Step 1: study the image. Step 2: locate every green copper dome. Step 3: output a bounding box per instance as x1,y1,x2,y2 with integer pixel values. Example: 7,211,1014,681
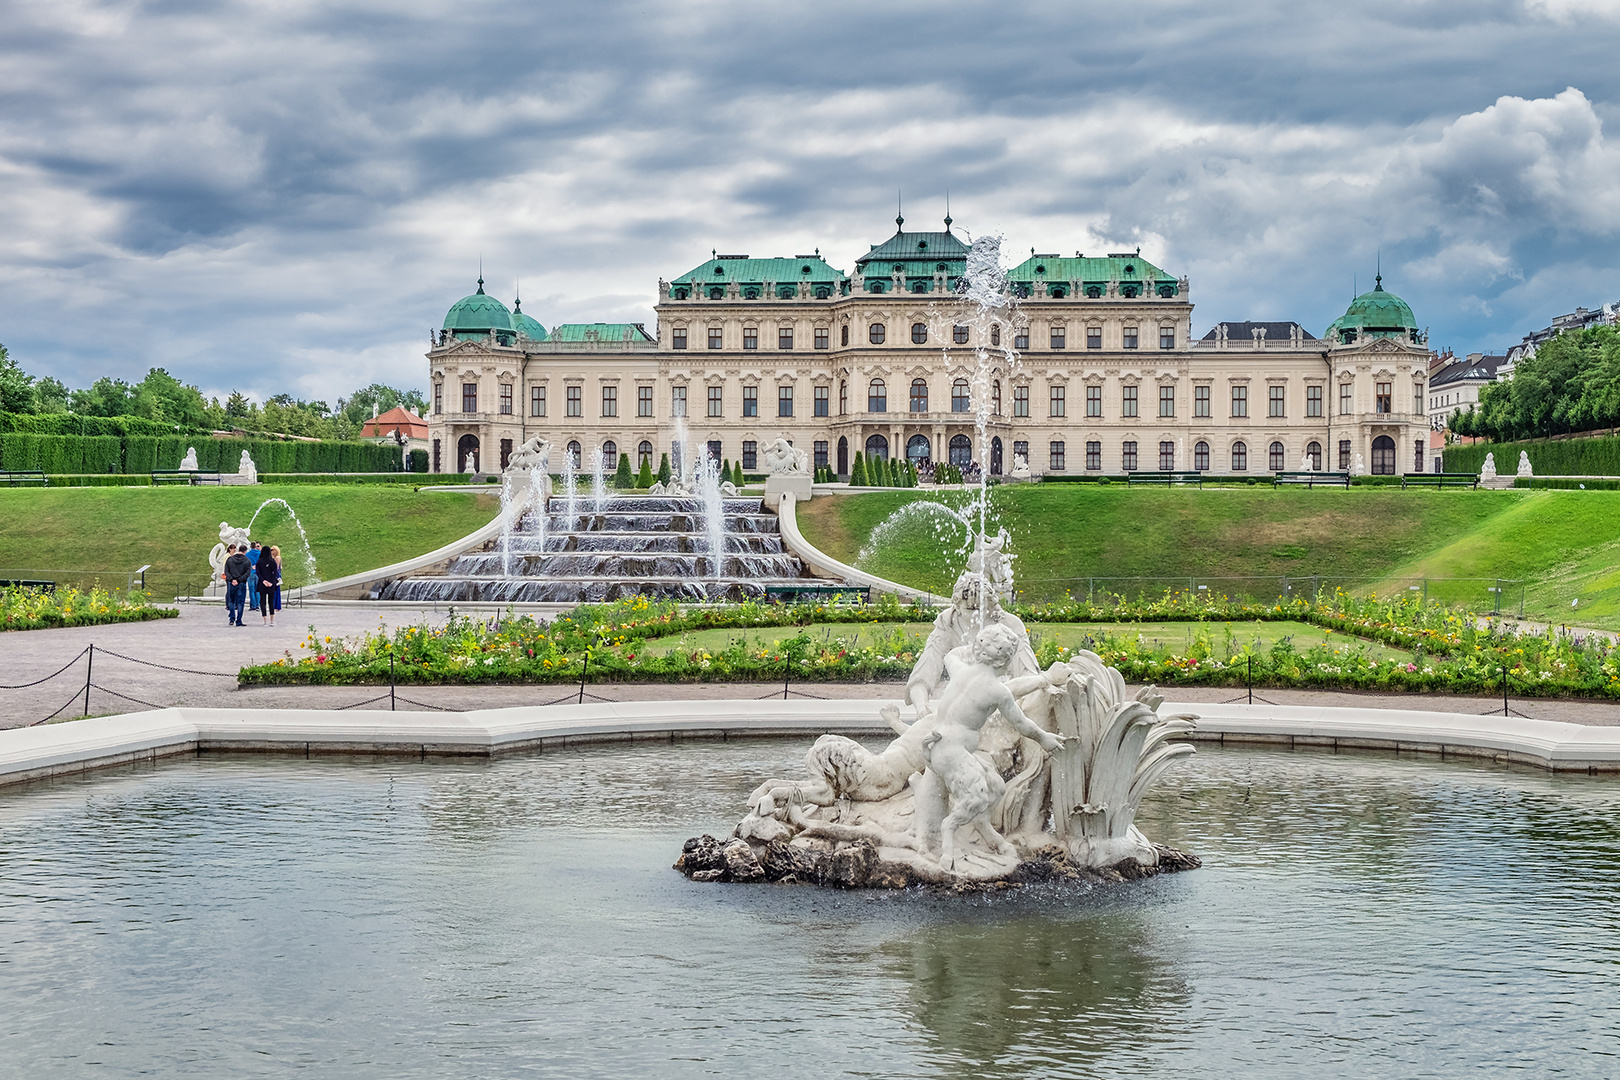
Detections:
511,296,548,341
1327,275,1419,344
443,278,515,343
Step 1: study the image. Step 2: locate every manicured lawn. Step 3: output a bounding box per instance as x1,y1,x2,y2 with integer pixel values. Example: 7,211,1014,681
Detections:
0,485,499,596
796,485,1519,599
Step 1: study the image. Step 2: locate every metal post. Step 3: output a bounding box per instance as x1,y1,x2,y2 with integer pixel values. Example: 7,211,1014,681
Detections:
390,654,396,712
578,649,590,704
1502,664,1509,717
1247,654,1253,705
783,660,790,701
83,644,93,717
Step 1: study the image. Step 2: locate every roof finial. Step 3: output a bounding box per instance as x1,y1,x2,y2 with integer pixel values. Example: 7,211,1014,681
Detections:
1375,250,1383,291
896,189,904,231
513,278,521,313
944,189,952,232
477,257,484,294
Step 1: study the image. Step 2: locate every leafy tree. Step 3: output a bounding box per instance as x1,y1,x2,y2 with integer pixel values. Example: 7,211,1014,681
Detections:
0,344,37,413
33,377,70,413
226,390,253,418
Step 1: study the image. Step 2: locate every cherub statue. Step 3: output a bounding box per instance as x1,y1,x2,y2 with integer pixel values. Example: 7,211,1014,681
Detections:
762,437,810,475
209,521,250,581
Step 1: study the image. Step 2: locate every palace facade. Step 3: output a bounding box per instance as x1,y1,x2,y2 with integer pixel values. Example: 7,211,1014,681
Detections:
426,215,1435,478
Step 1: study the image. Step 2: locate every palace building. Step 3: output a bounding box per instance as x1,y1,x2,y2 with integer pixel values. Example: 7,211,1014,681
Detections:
425,214,1434,478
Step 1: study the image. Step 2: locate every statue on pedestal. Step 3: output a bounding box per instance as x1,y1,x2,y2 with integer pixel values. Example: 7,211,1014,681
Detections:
179,447,199,471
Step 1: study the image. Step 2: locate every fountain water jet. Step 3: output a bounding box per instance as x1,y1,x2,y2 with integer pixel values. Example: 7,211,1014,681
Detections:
246,498,319,585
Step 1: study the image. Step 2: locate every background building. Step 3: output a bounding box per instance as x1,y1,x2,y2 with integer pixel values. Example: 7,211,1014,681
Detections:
426,219,1433,477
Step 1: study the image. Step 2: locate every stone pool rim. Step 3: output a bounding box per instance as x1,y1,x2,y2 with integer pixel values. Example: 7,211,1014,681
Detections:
4,699,1620,791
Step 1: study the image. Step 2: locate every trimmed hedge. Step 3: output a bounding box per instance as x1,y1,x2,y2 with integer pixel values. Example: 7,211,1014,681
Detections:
0,434,123,473
1514,477,1620,491
0,432,402,474
1445,435,1620,477
259,473,471,485
44,475,152,487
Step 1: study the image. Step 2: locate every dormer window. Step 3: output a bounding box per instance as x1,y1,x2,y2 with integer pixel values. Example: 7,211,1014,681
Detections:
673,287,689,300
743,286,760,299
1121,284,1140,298
918,241,928,250
714,267,725,275
709,287,723,300
1035,265,1046,274
1158,284,1175,298
1124,264,1135,274
1086,286,1102,299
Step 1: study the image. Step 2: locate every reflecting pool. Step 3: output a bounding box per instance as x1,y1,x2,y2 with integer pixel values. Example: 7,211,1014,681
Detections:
1,742,1617,1078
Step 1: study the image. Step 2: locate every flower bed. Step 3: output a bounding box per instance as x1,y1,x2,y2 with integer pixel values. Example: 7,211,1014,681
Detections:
237,591,1620,698
1,584,179,631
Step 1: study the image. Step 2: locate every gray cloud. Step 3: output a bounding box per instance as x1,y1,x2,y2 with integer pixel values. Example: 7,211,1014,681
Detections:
1,0,1618,403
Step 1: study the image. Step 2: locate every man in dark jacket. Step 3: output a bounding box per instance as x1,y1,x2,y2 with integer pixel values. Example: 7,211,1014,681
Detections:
224,545,253,627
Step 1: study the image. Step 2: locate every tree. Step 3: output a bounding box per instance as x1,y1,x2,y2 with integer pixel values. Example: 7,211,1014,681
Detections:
226,390,252,418
614,452,632,487
850,451,867,486
33,377,70,414
732,461,745,486
657,453,672,485
636,457,654,488
0,345,37,413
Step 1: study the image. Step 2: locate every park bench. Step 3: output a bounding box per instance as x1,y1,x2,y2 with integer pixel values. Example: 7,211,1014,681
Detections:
1273,471,1350,488
763,584,871,605
1125,471,1204,487
0,470,48,487
0,579,56,592
151,470,223,486
1401,472,1479,490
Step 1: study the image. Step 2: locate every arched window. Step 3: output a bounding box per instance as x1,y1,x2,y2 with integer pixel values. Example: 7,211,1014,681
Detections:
1306,441,1322,470
869,323,886,344
993,380,1002,415
909,379,928,412
911,322,928,344
456,433,480,473
869,281,885,294
991,325,1001,347
868,379,887,413
951,379,970,413
1231,441,1248,472
836,436,848,475
949,434,973,466
1194,441,1210,471
864,434,889,460
953,325,969,345
638,440,653,468
567,440,582,469
1269,441,1286,472
912,281,928,294
601,441,617,468
1086,286,1103,299
841,325,850,346
708,287,723,300
1372,435,1396,475
906,434,931,463
991,437,1004,475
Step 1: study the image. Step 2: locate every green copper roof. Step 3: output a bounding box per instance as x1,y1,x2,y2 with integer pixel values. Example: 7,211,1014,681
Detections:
548,322,655,343
854,226,971,273
442,278,514,333
1005,252,1173,284
511,297,548,341
673,255,844,285
1326,275,1418,341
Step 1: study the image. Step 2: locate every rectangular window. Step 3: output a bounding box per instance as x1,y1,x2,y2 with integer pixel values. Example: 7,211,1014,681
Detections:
1160,327,1175,350
839,382,847,415
638,385,653,417
707,386,723,418
743,386,758,417
1338,439,1351,470
672,327,687,350
778,327,793,350
1306,385,1323,418
672,386,687,417
1232,442,1248,471
1050,326,1066,350
1159,441,1175,470
743,327,758,350
1049,385,1066,417
1086,440,1101,471
462,382,478,414
499,383,512,415
813,440,828,468
1049,440,1066,471
565,386,582,417
815,327,829,350
1013,385,1030,417
1014,329,1029,350
1269,385,1285,418
1087,326,1102,349
1414,383,1424,413
1414,439,1425,472
1194,385,1210,417
1340,383,1353,416
432,437,440,473
1159,385,1175,417
434,383,442,415
1013,440,1029,467
742,441,757,470
1122,385,1138,418
1087,386,1102,417
1123,327,1139,350
814,386,829,417
708,326,723,349
500,438,512,470
1194,442,1210,471
707,440,722,464
601,386,617,418
1376,382,1392,414
1121,441,1137,472
778,386,793,417
530,386,545,417
1231,385,1248,418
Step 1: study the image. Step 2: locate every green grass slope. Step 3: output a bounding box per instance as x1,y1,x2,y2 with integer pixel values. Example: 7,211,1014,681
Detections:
0,485,499,596
797,486,1520,599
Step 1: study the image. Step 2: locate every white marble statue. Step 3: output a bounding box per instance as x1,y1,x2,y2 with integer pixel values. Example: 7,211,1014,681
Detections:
506,435,551,473
1517,450,1534,478
209,521,251,583
178,447,199,471
1299,450,1312,471
463,452,476,474
966,531,1016,603
705,556,1198,886
1480,452,1497,482
719,480,739,496
236,449,257,483
1352,453,1367,477
649,478,694,497
1008,453,1032,480
762,437,810,476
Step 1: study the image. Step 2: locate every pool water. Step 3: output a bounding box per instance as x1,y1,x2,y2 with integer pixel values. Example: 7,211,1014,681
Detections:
1,742,1617,1078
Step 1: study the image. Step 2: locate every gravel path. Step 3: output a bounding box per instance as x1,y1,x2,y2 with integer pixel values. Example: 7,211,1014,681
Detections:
4,605,1617,728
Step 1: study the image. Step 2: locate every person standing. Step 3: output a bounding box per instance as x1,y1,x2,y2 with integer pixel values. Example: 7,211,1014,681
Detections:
224,545,253,627
256,543,281,626
268,545,284,617
246,541,262,613
221,544,237,623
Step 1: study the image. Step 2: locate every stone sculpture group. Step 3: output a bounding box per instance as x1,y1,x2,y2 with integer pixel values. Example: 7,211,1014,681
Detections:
677,554,1201,889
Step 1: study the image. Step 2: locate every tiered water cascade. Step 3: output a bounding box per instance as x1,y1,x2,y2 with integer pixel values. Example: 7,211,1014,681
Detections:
376,492,815,603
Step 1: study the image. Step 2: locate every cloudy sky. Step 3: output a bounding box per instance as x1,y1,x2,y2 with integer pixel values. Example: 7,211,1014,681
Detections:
3,0,1619,406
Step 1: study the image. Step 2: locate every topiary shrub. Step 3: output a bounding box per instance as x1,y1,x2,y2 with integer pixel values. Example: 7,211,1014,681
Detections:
614,453,632,487
657,453,672,485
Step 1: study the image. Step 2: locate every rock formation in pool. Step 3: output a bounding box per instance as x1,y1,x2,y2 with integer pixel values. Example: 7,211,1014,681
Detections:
677,563,1201,889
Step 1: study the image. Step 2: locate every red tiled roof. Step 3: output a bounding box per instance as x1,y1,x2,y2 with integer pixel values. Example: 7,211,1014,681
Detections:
360,406,429,439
